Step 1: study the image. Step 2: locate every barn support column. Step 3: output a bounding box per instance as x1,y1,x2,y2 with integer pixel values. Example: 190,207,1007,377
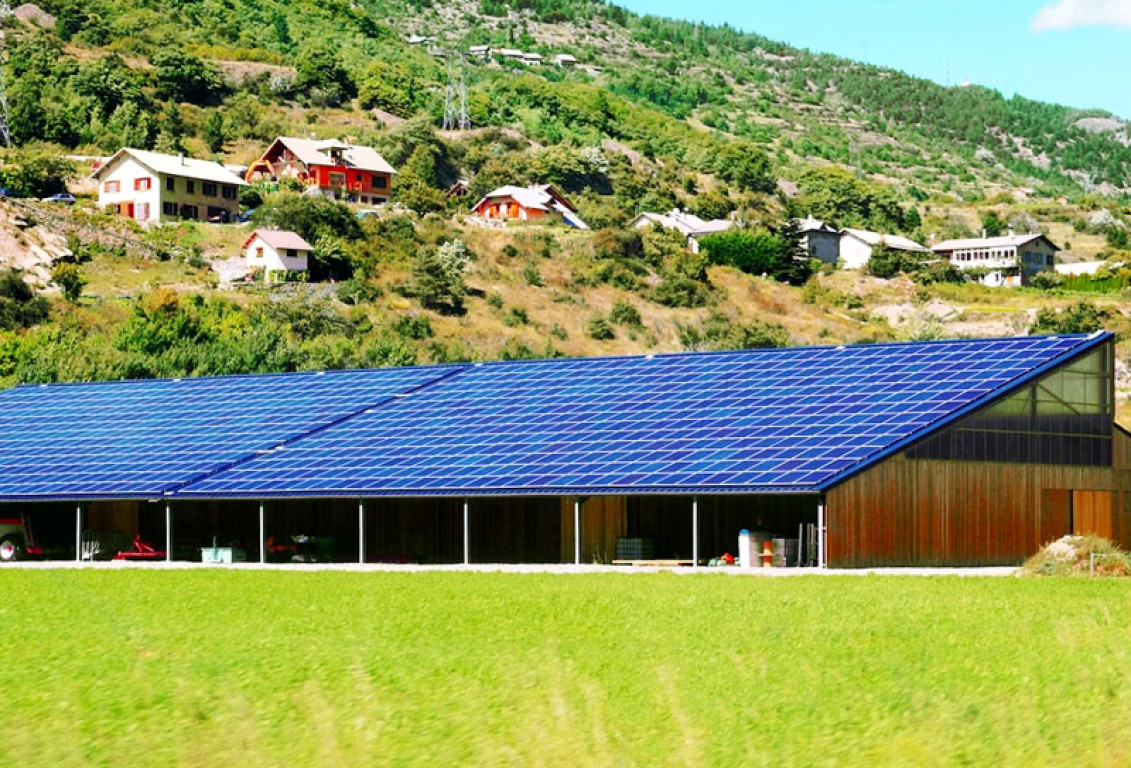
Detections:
165,501,172,563
358,499,366,565
463,499,470,565
692,496,699,569
258,501,265,565
817,497,826,570
75,502,82,563
574,498,581,566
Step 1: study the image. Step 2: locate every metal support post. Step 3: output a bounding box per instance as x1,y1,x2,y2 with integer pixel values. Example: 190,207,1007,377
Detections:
692,496,699,569
75,503,82,563
817,499,826,570
259,501,266,565
574,498,581,565
463,499,470,565
165,502,172,563
358,499,366,565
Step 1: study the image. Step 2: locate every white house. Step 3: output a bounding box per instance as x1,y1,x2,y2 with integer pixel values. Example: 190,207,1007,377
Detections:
521,52,543,66
554,54,579,68
92,148,247,225
629,209,733,253
468,45,491,59
499,48,525,61
797,216,840,265
932,232,1059,287
839,228,929,270
244,229,313,280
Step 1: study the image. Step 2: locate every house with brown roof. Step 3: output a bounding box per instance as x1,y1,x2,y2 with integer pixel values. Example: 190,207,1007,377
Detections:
246,137,397,205
244,229,313,280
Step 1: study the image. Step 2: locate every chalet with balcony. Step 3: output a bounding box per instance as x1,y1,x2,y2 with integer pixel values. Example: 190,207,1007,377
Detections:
932,232,1059,287
246,137,397,205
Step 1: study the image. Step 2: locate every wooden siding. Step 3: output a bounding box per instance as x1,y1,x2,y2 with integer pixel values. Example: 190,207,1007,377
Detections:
826,430,1131,567
560,496,627,563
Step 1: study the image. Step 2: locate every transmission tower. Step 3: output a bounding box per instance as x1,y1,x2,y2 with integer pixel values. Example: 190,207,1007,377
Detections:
0,0,12,146
442,51,470,131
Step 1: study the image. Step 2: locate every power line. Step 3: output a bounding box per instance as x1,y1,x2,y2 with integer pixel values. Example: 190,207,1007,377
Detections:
442,50,470,131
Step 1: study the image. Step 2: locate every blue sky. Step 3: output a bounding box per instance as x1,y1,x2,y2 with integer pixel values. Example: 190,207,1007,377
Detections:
617,0,1131,119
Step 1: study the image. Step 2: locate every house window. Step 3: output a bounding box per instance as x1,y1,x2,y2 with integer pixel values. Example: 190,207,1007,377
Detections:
162,202,178,216
166,177,176,192
136,202,150,221
355,174,363,183
287,249,297,258
103,180,120,193
134,177,152,191
202,182,217,197
181,204,198,219
186,180,195,194
373,175,387,190
255,247,264,258
221,185,236,200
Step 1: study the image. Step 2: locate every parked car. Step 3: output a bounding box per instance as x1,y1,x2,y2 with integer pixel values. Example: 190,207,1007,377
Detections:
236,208,256,223
41,193,76,205
357,209,382,219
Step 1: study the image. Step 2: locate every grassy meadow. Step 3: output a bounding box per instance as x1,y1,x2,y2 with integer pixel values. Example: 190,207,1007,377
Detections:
2,571,1131,767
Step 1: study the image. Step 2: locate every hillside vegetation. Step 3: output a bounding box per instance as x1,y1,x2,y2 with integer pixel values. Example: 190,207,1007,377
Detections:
2,0,1131,406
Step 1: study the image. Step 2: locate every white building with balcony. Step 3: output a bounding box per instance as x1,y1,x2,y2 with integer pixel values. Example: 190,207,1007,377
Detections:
932,233,1059,287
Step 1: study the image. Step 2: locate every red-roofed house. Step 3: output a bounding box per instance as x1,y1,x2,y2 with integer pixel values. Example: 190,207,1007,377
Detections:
246,137,397,205
244,229,313,279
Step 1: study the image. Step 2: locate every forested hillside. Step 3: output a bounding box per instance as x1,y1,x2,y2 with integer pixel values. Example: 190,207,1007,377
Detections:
2,0,1131,395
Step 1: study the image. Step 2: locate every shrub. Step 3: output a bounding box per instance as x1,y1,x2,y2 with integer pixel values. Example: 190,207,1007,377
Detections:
503,307,530,327
698,228,810,285
609,299,642,327
393,314,434,339
678,311,789,351
650,274,711,308
522,261,543,287
51,262,85,302
1028,271,1064,291
587,313,615,340
0,269,49,330
1029,302,1109,335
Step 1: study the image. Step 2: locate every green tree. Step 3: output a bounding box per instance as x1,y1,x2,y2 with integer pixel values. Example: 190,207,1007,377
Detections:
51,263,86,303
251,194,362,244
152,50,225,105
981,211,1006,237
202,112,228,154
295,47,356,107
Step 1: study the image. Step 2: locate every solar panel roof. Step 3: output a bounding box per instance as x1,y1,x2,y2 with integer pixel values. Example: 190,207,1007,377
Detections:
177,333,1109,499
0,366,460,500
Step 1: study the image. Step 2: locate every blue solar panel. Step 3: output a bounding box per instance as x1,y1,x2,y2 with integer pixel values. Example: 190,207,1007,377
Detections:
177,334,1105,499
0,366,461,500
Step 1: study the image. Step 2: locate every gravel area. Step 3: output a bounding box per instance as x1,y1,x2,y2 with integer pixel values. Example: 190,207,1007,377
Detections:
2,561,1019,576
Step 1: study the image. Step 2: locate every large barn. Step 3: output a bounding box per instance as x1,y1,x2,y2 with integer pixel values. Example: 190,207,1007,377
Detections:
0,333,1126,568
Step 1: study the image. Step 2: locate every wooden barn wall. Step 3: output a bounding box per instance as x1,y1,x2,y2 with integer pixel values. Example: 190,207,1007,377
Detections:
560,496,627,563
368,499,462,564
826,433,1131,567
469,496,562,564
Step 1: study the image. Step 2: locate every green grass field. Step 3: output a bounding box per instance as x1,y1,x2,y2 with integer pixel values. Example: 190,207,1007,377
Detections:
2,571,1130,767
